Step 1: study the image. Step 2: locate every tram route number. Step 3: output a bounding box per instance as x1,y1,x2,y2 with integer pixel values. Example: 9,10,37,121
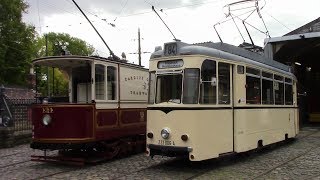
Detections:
158,140,175,146
165,43,177,56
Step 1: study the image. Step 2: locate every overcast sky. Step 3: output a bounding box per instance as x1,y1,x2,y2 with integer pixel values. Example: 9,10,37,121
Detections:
22,0,320,67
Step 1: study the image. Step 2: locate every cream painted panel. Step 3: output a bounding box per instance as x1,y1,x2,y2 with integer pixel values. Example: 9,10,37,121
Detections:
147,109,233,161
234,108,296,152
119,66,148,101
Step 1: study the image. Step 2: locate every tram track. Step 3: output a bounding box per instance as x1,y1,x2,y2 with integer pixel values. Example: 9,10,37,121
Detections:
0,159,31,169
30,155,175,180
250,144,320,180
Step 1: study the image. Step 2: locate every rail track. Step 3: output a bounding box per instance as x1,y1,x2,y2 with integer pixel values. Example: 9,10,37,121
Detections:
0,128,319,179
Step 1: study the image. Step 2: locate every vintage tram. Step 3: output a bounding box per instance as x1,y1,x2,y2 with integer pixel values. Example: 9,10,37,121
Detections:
146,41,299,161
30,55,148,164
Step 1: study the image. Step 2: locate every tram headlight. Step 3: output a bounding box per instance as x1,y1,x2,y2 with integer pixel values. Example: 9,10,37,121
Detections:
161,128,170,139
42,114,52,126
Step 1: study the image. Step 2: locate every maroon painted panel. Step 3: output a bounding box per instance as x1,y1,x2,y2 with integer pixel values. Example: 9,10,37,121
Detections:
96,110,117,126
95,109,147,140
31,104,94,139
120,109,146,124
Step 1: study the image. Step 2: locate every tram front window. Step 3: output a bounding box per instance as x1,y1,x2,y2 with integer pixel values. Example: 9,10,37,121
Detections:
156,74,182,104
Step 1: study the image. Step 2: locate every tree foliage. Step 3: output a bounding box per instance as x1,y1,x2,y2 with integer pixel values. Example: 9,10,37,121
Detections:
35,33,95,97
35,32,95,57
0,0,36,85
0,0,96,97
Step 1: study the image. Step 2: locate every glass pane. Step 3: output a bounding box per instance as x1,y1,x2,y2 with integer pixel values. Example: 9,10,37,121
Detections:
246,67,260,76
183,69,199,104
262,79,274,104
285,84,293,105
237,65,244,74
218,63,230,104
274,74,283,81
107,66,117,100
200,60,216,104
156,74,182,104
200,83,216,104
95,64,105,100
285,78,292,83
275,82,284,105
262,71,273,79
201,60,216,81
246,76,261,104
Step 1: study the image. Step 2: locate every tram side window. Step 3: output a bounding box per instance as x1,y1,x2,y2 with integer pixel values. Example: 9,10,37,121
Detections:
107,66,117,100
200,60,216,104
183,69,200,104
246,67,261,104
285,78,293,105
156,74,182,104
95,64,105,100
274,75,284,105
262,71,274,104
218,63,230,104
148,72,156,104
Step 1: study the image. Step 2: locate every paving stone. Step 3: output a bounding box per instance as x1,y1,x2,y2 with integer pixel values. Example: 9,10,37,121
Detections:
0,127,319,179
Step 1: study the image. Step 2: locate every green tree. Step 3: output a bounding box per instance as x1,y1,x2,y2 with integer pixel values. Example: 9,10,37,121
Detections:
0,0,36,85
34,32,95,57
34,32,95,97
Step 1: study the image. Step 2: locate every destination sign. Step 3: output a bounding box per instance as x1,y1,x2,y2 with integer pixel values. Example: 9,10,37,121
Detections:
158,59,183,69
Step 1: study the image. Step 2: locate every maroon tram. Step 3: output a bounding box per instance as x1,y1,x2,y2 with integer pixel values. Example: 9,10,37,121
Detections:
30,55,148,164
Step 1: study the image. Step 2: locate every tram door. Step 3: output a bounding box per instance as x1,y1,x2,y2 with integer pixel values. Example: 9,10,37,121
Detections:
217,62,234,152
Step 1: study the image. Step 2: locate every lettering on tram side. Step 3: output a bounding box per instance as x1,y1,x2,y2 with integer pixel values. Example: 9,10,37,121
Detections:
42,107,53,113
158,140,175,146
124,75,148,97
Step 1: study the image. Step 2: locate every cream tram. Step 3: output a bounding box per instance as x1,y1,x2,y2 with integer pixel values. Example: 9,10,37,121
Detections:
146,41,298,161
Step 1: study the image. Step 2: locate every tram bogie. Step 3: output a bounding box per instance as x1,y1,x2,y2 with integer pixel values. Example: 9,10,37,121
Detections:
146,41,298,161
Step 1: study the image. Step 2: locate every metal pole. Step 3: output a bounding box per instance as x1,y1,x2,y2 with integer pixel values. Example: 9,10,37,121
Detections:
152,6,178,41
71,0,119,60
52,67,55,96
46,34,50,97
138,28,141,66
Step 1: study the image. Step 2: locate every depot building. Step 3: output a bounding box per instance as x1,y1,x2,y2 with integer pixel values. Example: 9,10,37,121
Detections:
264,17,320,125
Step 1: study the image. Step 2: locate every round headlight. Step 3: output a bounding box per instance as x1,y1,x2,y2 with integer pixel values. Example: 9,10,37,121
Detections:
42,114,52,126
161,128,170,139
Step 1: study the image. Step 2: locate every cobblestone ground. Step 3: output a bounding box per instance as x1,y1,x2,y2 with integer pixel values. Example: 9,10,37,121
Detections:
0,126,319,180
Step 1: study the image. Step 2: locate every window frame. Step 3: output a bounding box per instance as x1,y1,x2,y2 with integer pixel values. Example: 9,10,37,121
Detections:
246,67,261,105
94,63,106,100
200,59,217,105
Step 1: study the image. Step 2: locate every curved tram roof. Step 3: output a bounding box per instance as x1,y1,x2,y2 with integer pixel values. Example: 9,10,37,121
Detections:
151,41,294,77
33,55,147,71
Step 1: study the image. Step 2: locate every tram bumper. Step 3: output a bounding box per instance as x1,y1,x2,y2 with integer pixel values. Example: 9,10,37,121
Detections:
147,144,192,157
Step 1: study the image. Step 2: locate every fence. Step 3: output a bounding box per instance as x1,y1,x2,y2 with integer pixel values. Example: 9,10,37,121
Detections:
8,98,35,132
0,87,35,148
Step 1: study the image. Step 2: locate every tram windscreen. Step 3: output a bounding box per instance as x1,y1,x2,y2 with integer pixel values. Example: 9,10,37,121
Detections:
156,74,182,104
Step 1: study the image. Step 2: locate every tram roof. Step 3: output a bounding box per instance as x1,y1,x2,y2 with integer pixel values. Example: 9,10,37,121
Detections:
32,55,147,70
151,41,291,73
